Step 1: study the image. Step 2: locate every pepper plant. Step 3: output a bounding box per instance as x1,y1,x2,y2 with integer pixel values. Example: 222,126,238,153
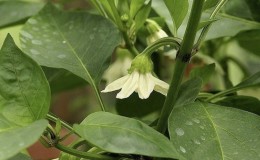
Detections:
0,0,260,160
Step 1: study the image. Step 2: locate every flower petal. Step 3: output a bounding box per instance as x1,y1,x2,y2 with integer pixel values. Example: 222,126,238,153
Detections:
149,74,169,96
101,75,129,92
137,73,155,99
116,71,139,99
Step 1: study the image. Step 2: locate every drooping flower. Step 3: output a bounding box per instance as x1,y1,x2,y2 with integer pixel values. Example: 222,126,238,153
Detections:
146,19,168,49
103,56,132,84
102,54,169,99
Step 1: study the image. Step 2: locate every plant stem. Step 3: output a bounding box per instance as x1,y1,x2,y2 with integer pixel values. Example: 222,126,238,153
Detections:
55,143,117,160
156,0,205,133
122,31,139,56
46,113,73,131
195,0,228,48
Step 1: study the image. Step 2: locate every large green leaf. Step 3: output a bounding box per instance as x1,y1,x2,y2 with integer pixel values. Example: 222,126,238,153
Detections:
0,34,50,124
9,153,32,160
163,0,189,32
129,0,146,18
0,1,44,28
74,112,181,159
0,35,49,160
20,4,121,86
169,102,260,159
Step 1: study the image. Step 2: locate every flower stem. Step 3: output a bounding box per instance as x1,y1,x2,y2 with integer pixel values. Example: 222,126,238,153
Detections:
46,113,73,131
156,0,205,133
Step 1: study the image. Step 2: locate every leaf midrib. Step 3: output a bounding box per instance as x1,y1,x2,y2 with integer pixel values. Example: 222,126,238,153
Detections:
47,12,95,87
201,103,225,160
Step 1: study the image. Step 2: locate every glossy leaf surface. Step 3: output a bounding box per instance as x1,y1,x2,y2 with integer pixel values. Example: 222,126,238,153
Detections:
169,102,260,159
74,112,181,159
20,4,121,86
0,1,44,28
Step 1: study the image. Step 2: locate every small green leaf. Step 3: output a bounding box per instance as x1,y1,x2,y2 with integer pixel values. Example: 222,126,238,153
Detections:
235,29,260,57
129,0,146,18
134,1,151,31
216,95,260,115
0,34,50,124
163,0,189,31
190,63,216,85
175,77,203,107
203,0,219,10
74,112,181,159
169,102,260,159
0,1,44,28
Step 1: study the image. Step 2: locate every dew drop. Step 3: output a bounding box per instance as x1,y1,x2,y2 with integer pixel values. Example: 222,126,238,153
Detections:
32,40,42,45
20,31,33,39
28,19,37,24
180,146,186,153
192,118,200,124
200,136,206,141
53,31,58,35
194,139,201,145
57,54,66,59
199,125,205,129
185,121,193,126
89,34,94,40
62,40,66,44
30,49,40,55
32,27,39,31
18,143,25,146
233,151,238,155
175,128,185,136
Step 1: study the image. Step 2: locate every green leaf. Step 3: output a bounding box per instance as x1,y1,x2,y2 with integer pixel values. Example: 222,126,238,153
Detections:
20,4,120,91
169,102,260,159
203,0,219,10
197,19,218,31
206,71,260,101
0,1,44,28
216,95,260,115
0,119,48,160
163,0,189,31
152,0,260,40
129,0,146,18
134,1,151,31
190,63,216,85
235,29,260,57
175,77,203,107
74,112,181,159
0,34,50,124
116,92,165,118
9,153,32,160
43,67,86,93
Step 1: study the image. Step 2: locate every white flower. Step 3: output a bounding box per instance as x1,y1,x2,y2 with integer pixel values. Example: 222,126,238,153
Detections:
102,71,169,99
103,57,132,84
147,29,168,45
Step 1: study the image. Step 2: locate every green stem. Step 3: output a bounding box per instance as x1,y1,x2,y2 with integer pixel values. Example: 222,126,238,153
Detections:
143,37,181,56
46,113,73,131
107,0,124,30
55,143,117,160
156,0,205,133
195,0,228,48
205,88,237,102
122,31,139,56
